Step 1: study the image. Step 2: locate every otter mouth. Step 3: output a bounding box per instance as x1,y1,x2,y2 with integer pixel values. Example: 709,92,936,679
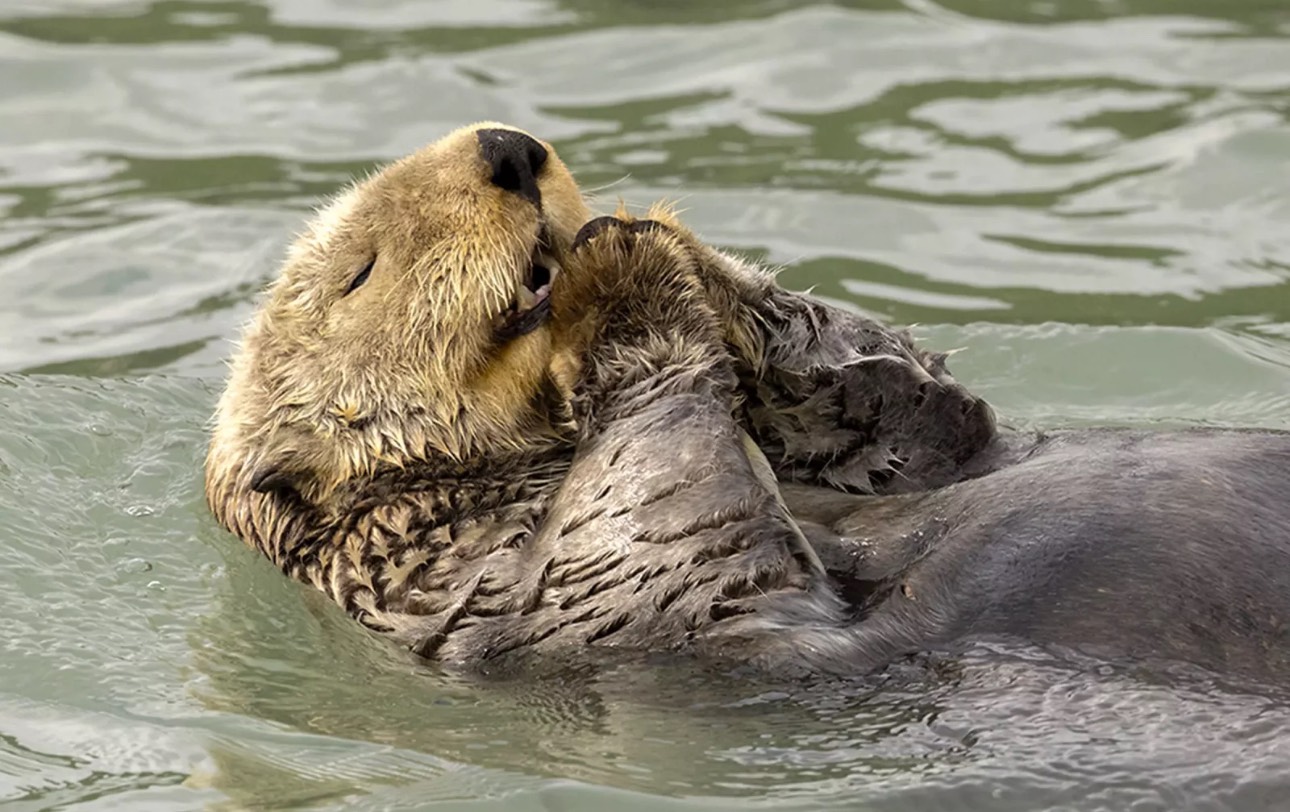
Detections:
495,236,560,340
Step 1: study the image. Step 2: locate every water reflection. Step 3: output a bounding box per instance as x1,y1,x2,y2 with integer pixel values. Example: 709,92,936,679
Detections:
190,549,1290,809
190,548,969,800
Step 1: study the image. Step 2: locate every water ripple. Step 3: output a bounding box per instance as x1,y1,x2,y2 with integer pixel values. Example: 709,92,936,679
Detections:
2,1,1290,809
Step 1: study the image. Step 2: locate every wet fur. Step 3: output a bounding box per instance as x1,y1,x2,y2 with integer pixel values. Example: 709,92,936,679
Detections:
203,125,862,669
784,430,1290,679
207,124,1290,682
209,204,854,668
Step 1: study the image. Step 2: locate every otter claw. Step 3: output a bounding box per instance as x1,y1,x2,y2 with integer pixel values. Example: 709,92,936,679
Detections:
571,216,624,251
572,216,671,253
627,219,666,235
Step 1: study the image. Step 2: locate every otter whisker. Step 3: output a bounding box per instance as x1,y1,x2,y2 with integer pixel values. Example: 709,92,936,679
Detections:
580,173,633,200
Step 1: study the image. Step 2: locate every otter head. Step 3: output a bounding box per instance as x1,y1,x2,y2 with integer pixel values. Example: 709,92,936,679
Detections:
206,123,592,519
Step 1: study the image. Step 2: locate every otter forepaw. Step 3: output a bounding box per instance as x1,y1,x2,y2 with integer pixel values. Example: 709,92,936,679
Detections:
555,214,734,423
557,215,737,410
571,211,775,370
561,214,717,337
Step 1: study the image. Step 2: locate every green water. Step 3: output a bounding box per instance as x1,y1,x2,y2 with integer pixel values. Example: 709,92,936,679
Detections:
3,1,1290,809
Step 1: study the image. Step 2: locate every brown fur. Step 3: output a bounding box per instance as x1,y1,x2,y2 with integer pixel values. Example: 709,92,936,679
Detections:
205,123,996,671
207,123,589,533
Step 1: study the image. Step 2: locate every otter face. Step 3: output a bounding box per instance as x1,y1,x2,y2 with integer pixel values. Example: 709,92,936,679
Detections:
208,123,592,508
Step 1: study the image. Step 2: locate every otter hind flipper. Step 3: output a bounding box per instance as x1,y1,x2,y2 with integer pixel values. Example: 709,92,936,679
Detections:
739,292,998,495
630,229,1000,496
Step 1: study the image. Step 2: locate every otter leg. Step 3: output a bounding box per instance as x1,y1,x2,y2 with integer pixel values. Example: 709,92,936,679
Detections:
526,216,849,661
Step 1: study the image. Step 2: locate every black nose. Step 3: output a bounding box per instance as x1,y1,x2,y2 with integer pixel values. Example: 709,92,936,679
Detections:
476,128,548,207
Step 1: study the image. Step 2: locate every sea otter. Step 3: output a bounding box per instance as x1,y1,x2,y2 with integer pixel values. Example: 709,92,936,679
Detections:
206,123,1290,681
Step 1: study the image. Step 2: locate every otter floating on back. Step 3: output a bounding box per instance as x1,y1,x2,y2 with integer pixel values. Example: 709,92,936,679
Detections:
207,123,1290,682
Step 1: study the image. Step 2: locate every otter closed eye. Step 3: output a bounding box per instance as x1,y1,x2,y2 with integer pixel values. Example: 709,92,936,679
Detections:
344,258,374,295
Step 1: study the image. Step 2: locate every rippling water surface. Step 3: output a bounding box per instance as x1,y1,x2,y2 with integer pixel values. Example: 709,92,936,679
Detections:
4,1,1290,809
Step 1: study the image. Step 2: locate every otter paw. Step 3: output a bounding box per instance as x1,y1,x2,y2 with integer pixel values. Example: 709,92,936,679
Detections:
566,214,711,318
572,211,774,371
558,214,725,359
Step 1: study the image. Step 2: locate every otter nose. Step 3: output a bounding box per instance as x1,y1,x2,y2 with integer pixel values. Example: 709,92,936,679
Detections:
476,128,548,207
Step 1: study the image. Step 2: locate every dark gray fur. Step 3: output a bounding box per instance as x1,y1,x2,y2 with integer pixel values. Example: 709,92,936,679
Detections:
227,219,1290,684
777,429,1290,680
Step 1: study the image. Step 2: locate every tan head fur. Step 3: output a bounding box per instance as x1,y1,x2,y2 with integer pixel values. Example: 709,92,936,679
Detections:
206,123,593,529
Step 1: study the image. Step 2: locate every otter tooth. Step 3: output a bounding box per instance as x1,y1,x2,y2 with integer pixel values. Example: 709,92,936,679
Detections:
535,251,560,278
516,285,538,310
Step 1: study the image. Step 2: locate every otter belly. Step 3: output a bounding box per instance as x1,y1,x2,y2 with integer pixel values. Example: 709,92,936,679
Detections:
784,428,1290,682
